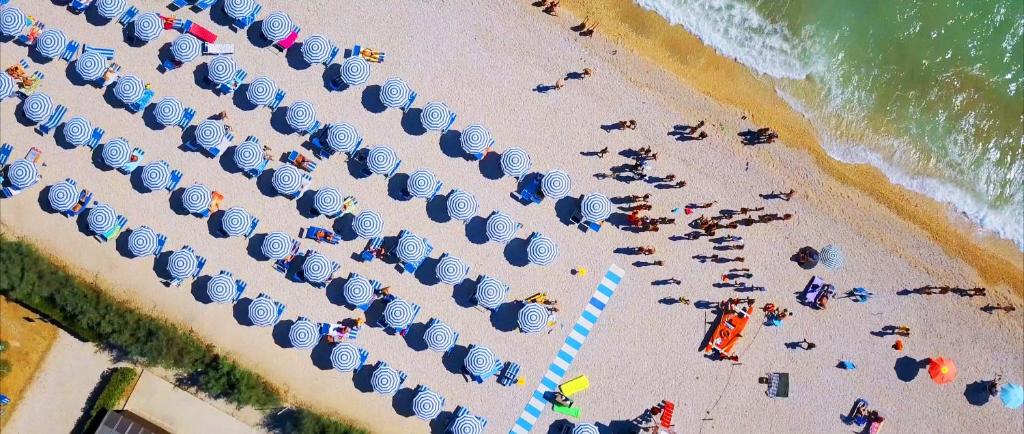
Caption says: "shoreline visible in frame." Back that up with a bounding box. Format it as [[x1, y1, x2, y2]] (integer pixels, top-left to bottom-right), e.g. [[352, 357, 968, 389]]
[[559, 0, 1024, 293]]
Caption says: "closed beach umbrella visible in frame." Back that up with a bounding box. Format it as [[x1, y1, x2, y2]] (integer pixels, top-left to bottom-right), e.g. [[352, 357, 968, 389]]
[[518, 303, 549, 333], [207, 55, 236, 85], [464, 346, 496, 378], [271, 164, 303, 196], [181, 184, 212, 214], [485, 211, 519, 244], [330, 342, 363, 372], [223, 0, 256, 19], [233, 139, 264, 171], [261, 231, 293, 260], [379, 77, 411, 109], [206, 273, 235, 303], [0, 7, 26, 37], [527, 233, 558, 266], [475, 276, 507, 310], [366, 145, 399, 176], [127, 226, 158, 257], [999, 383, 1023, 409], [153, 97, 184, 127], [371, 364, 402, 395], [820, 244, 844, 269], [420, 102, 452, 132], [87, 203, 117, 234], [412, 387, 444, 420], [446, 189, 479, 222], [450, 414, 482, 434], [286, 100, 316, 132], [248, 295, 280, 327], [167, 248, 199, 280], [113, 75, 144, 104], [7, 160, 39, 190], [301, 35, 332, 64], [75, 51, 107, 81], [141, 161, 171, 191], [302, 252, 335, 284], [221, 207, 252, 237], [101, 138, 131, 168], [383, 298, 416, 330], [22, 93, 53, 124], [580, 193, 612, 222], [435, 254, 468, 285], [48, 180, 79, 212], [343, 274, 374, 308], [396, 232, 427, 264], [194, 119, 225, 149], [96, 0, 127, 19], [288, 318, 319, 349], [63, 117, 92, 146], [928, 357, 957, 384], [460, 124, 492, 155], [340, 56, 370, 86], [500, 147, 532, 179], [246, 76, 277, 106], [170, 34, 201, 63], [0, 74, 15, 100], [261, 11, 292, 42], [352, 210, 384, 239], [406, 169, 438, 199], [325, 122, 360, 154], [572, 424, 599, 434], [34, 29, 67, 59], [313, 187, 344, 216], [423, 319, 457, 352], [541, 170, 572, 199], [133, 12, 163, 42]]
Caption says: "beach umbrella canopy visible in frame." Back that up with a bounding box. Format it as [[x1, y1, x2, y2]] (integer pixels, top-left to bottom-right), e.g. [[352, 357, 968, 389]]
[[340, 56, 370, 86], [580, 193, 612, 222], [396, 232, 428, 264], [141, 161, 171, 191], [62, 117, 92, 146], [113, 75, 145, 105], [181, 184, 212, 214], [207, 55, 236, 85], [424, 319, 457, 352], [820, 244, 844, 269], [435, 254, 468, 285], [541, 170, 572, 199], [928, 357, 957, 384], [0, 74, 15, 101], [0, 7, 26, 37], [518, 303, 549, 333], [261, 232, 293, 260], [420, 102, 453, 132], [301, 35, 333, 65], [206, 273, 236, 304], [383, 298, 417, 330], [330, 342, 364, 372], [22, 93, 53, 124], [223, 0, 256, 19], [379, 77, 411, 109], [286, 100, 317, 132], [75, 51, 107, 81], [248, 295, 280, 327], [314, 187, 344, 217], [366, 145, 399, 176], [500, 147, 532, 179], [153, 97, 184, 127], [485, 211, 519, 244], [246, 76, 277, 107], [101, 138, 131, 168], [406, 169, 438, 199], [87, 203, 117, 234], [302, 252, 335, 283], [167, 248, 198, 280], [343, 274, 374, 308], [352, 210, 384, 239], [446, 190, 479, 222], [464, 345, 496, 377], [288, 318, 319, 349], [412, 387, 444, 420], [221, 207, 252, 237], [527, 233, 558, 266], [450, 414, 483, 434], [6, 160, 39, 190], [371, 364, 403, 395], [233, 139, 264, 171], [324, 122, 361, 154], [127, 226, 159, 257], [475, 276, 508, 310], [572, 424, 599, 434], [271, 164, 303, 196], [838, 360, 856, 370], [170, 34, 201, 63], [460, 124, 492, 155], [48, 180, 79, 212], [133, 12, 163, 42], [35, 28, 67, 59], [96, 0, 127, 19], [261, 11, 293, 42], [1000, 383, 1023, 409], [195, 119, 226, 149]]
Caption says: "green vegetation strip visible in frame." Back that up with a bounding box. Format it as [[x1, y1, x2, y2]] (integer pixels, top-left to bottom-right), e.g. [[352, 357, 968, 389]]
[[86, 367, 138, 429]]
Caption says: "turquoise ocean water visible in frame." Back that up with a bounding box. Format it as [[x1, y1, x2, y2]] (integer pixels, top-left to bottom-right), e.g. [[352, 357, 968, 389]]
[[635, 0, 1023, 248]]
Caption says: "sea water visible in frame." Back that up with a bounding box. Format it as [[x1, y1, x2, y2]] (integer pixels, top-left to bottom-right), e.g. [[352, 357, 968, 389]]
[[635, 0, 1024, 248]]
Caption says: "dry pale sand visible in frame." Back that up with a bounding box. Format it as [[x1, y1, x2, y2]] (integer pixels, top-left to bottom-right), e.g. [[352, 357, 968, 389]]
[[0, 1, 1021, 434], [124, 370, 261, 434]]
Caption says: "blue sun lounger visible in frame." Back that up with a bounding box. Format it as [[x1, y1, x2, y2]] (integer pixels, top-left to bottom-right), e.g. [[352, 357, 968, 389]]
[[232, 278, 247, 302], [516, 176, 543, 205], [82, 44, 116, 60], [193, 0, 216, 11], [118, 6, 139, 26], [0, 144, 11, 188], [217, 69, 247, 95], [164, 169, 183, 191], [360, 237, 383, 262], [153, 233, 167, 256], [68, 0, 90, 13], [177, 107, 196, 129], [128, 88, 155, 113], [60, 40, 81, 62], [81, 127, 104, 149], [117, 148, 144, 174], [497, 361, 521, 386], [273, 239, 302, 273], [231, 4, 262, 31], [96, 214, 128, 243], [267, 89, 286, 111], [169, 0, 193, 9], [35, 104, 68, 136], [65, 184, 93, 218]]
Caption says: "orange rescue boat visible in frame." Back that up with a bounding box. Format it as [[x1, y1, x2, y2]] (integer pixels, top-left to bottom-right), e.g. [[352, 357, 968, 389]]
[[703, 298, 754, 357]]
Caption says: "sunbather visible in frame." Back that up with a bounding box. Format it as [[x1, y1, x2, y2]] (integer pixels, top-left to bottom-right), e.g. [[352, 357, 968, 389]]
[[358, 48, 384, 63], [102, 63, 121, 87], [292, 153, 315, 172]]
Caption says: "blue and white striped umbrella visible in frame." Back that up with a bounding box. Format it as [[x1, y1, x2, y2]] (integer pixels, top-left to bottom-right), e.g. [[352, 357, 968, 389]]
[[48, 180, 79, 212], [141, 161, 171, 191], [101, 138, 131, 168], [325, 123, 360, 154], [527, 233, 558, 266], [821, 244, 844, 269], [75, 51, 107, 81], [450, 414, 483, 434], [406, 169, 438, 199], [248, 295, 280, 327], [412, 387, 444, 420], [542, 170, 572, 199], [261, 11, 292, 42], [233, 140, 263, 171], [572, 423, 599, 434], [352, 210, 384, 239], [153, 97, 183, 127], [22, 93, 53, 124], [96, 0, 127, 19], [288, 318, 319, 349], [0, 7, 26, 37], [113, 75, 144, 105], [460, 124, 492, 155], [343, 274, 374, 308], [580, 193, 612, 222], [383, 298, 416, 330], [261, 232, 293, 260], [500, 147, 532, 178], [87, 203, 117, 234], [424, 319, 457, 352], [133, 13, 163, 42], [435, 254, 468, 285], [0, 74, 15, 100], [63, 117, 93, 146], [378, 77, 411, 109], [331, 342, 363, 372], [271, 164, 303, 196], [127, 226, 158, 257], [446, 190, 479, 222], [207, 273, 235, 304], [223, 0, 256, 19], [396, 232, 427, 264], [221, 207, 252, 237], [420, 102, 452, 132], [340, 56, 370, 86], [301, 35, 332, 65], [366, 145, 399, 176], [181, 184, 212, 214], [371, 364, 402, 395], [475, 276, 507, 310], [170, 34, 201, 63], [485, 212, 519, 244], [302, 252, 335, 283], [464, 345, 496, 377], [194, 119, 225, 149], [7, 160, 38, 189], [518, 303, 549, 333], [314, 187, 344, 216], [286, 100, 316, 132], [35, 29, 67, 59], [207, 55, 236, 85], [246, 76, 276, 106]]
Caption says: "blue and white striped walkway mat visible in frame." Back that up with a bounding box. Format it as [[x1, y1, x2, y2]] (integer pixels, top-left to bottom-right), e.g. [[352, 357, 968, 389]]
[[508, 265, 625, 434]]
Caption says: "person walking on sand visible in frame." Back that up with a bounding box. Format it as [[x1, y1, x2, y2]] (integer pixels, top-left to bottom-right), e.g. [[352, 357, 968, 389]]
[[543, 0, 560, 16], [617, 119, 637, 130], [596, 146, 609, 158], [553, 78, 565, 90], [582, 67, 594, 78], [798, 339, 816, 350], [677, 296, 691, 305], [689, 120, 705, 134]]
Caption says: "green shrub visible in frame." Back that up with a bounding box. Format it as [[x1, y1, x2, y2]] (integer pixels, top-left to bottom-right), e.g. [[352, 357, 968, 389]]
[[89, 367, 138, 419]]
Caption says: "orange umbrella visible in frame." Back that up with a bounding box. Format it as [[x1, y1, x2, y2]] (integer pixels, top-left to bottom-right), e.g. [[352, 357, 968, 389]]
[[927, 357, 957, 384]]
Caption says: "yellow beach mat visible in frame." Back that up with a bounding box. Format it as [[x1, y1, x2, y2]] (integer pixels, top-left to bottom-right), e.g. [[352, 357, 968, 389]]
[[559, 375, 590, 396]]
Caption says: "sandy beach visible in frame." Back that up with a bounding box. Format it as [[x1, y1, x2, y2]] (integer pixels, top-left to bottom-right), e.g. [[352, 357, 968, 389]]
[[0, 1, 1021, 433]]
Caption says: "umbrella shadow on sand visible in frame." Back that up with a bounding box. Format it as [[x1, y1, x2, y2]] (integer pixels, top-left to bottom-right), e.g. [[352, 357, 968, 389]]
[[895, 356, 928, 382], [964, 380, 993, 406]]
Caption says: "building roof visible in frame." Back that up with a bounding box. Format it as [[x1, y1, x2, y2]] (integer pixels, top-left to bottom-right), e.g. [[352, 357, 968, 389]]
[[94, 410, 170, 434]]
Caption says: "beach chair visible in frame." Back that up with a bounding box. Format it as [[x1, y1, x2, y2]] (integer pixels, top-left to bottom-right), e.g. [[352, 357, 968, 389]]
[[169, 0, 193, 9], [268, 89, 286, 111], [193, 0, 216, 11], [273, 239, 302, 273], [497, 361, 521, 387], [117, 148, 144, 174], [166, 169, 183, 191], [232, 4, 262, 31], [160, 58, 183, 72], [198, 191, 223, 218], [60, 40, 81, 62], [800, 276, 825, 307], [69, 0, 91, 13], [35, 104, 68, 136], [764, 372, 789, 398], [516, 176, 543, 205], [118, 6, 139, 26], [351, 45, 386, 63], [154, 233, 167, 256], [97, 214, 128, 243], [187, 21, 218, 43], [303, 226, 340, 245], [17, 20, 43, 46], [65, 187, 93, 218], [25, 147, 42, 164], [286, 151, 317, 173], [360, 237, 383, 262], [231, 278, 247, 302], [17, 71, 45, 97], [559, 375, 590, 397], [0, 144, 11, 187], [202, 43, 234, 56], [82, 44, 116, 60], [84, 127, 105, 149], [274, 25, 301, 51], [177, 107, 196, 129], [217, 69, 247, 94], [128, 87, 154, 113], [846, 398, 870, 425]]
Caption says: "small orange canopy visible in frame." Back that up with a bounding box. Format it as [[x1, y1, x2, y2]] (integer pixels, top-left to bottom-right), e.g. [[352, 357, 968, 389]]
[[928, 357, 957, 384]]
